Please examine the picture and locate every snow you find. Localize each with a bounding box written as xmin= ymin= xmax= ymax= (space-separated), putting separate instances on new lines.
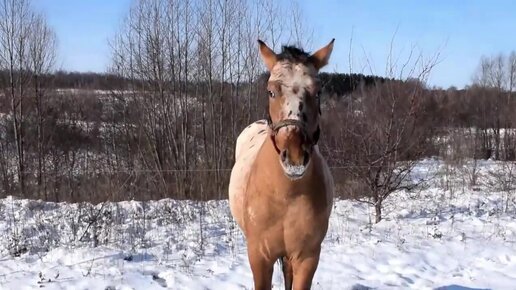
xmin=1 ymin=159 xmax=516 ymax=289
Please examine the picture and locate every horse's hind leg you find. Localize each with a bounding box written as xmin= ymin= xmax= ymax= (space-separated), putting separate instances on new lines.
xmin=248 ymin=248 xmax=274 ymax=290
xmin=280 ymin=256 xmax=293 ymax=290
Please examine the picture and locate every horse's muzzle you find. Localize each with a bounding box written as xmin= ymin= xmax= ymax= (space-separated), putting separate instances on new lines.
xmin=279 ymin=148 xmax=311 ymax=180
xmin=269 ymin=119 xmax=313 ymax=179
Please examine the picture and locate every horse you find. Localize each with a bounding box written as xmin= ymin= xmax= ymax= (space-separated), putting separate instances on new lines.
xmin=228 ymin=39 xmax=335 ymax=290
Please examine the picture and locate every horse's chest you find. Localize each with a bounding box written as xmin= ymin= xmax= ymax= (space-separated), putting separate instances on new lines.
xmin=283 ymin=199 xmax=329 ymax=242
xmin=246 ymin=195 xmax=329 ymax=248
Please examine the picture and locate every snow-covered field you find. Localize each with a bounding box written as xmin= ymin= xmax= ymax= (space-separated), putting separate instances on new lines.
xmin=1 ymin=159 xmax=516 ymax=289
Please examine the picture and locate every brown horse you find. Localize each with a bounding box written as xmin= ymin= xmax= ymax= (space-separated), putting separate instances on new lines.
xmin=228 ymin=39 xmax=335 ymax=290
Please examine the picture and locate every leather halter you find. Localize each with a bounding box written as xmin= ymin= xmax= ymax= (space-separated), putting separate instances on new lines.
xmin=266 ymin=92 xmax=322 ymax=154
xmin=267 ymin=118 xmax=320 ymax=154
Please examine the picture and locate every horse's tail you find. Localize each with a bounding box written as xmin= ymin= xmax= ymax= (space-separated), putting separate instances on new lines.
xmin=279 ymin=256 xmax=293 ymax=290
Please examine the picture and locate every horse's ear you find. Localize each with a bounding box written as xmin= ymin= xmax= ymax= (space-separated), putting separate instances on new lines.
xmin=309 ymin=38 xmax=335 ymax=70
xmin=258 ymin=39 xmax=277 ymax=71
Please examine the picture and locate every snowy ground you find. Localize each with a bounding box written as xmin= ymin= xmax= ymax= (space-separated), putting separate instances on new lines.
xmin=1 ymin=159 xmax=516 ymax=289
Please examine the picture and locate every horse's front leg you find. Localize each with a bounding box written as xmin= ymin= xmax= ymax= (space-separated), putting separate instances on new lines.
xmin=248 ymin=246 xmax=274 ymax=290
xmin=291 ymin=248 xmax=321 ymax=290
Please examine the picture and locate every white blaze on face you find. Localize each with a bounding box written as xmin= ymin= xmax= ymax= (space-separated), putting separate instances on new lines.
xmin=269 ymin=61 xmax=318 ymax=179
xmin=270 ymin=61 xmax=316 ymax=121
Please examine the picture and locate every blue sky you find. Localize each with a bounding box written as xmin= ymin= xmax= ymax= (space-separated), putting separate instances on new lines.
xmin=300 ymin=0 xmax=516 ymax=89
xmin=33 ymin=0 xmax=131 ymax=74
xmin=34 ymin=0 xmax=516 ymax=89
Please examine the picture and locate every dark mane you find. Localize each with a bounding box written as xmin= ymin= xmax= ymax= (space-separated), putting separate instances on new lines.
xmin=277 ymin=45 xmax=310 ymax=63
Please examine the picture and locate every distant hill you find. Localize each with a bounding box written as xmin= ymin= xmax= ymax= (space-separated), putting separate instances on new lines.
xmin=0 ymin=70 xmax=395 ymax=97
xmin=0 ymin=70 xmax=130 ymax=90
xmin=319 ymin=72 xmax=390 ymax=98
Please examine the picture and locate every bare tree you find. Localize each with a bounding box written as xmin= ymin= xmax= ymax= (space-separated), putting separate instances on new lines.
xmin=0 ymin=0 xmax=59 ymax=199
xmin=509 ymin=52 xmax=516 ymax=95
xmin=473 ymin=53 xmax=516 ymax=161
xmin=27 ymin=14 xmax=57 ymax=199
xmin=0 ymin=0 xmax=34 ymax=196
xmin=108 ymin=0 xmax=312 ymax=200
xmin=287 ymin=0 xmax=313 ymax=49
xmin=486 ymin=161 xmax=516 ymax=213
xmin=322 ymin=42 xmax=440 ymax=223
xmin=326 ymin=81 xmax=435 ymax=223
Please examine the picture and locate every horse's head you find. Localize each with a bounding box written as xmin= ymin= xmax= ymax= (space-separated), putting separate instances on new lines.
xmin=258 ymin=39 xmax=334 ymax=180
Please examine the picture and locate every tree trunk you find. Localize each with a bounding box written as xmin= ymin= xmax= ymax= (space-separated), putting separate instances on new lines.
xmin=374 ymin=201 xmax=382 ymax=223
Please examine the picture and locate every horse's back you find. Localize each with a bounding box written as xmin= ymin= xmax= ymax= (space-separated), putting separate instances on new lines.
xmin=229 ymin=120 xmax=268 ymax=229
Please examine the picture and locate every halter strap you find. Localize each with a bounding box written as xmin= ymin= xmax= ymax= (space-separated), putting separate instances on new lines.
xmin=270 ymin=119 xmax=306 ymax=134
xmin=268 ymin=118 xmax=317 ymax=154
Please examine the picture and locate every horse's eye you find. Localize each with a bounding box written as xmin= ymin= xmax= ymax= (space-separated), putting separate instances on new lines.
xmin=268 ymin=90 xmax=276 ymax=98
